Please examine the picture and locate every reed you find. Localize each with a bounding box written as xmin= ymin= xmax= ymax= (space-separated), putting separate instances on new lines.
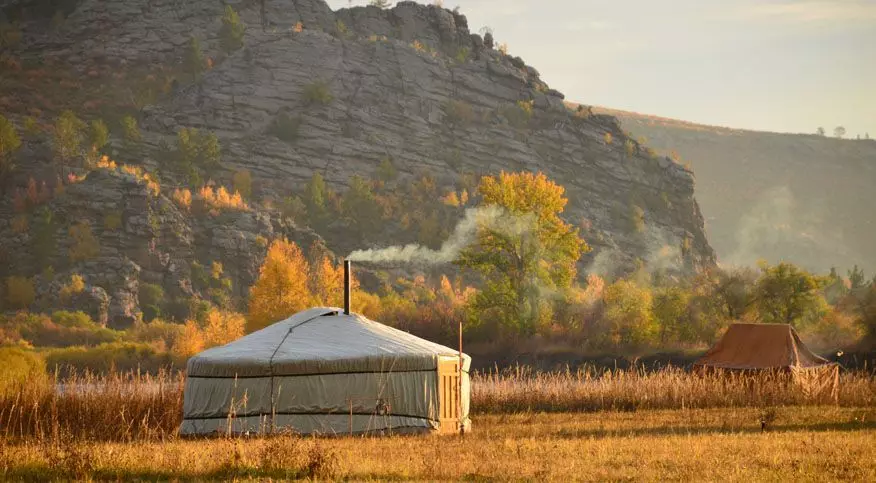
xmin=0 ymin=366 xmax=872 ymax=443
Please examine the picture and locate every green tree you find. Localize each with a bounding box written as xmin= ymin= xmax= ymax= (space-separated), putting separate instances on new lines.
xmin=602 ymin=280 xmax=657 ymax=350
xmin=342 ymin=175 xmax=382 ymax=237
xmin=219 ymin=5 xmax=245 ymax=53
xmin=0 ymin=113 xmax=21 ymax=177
xmin=369 ymin=0 xmax=392 ymax=8
xmin=53 ymin=110 xmax=85 ymax=164
xmin=652 ymin=285 xmax=691 ymax=344
xmin=848 ymin=265 xmax=866 ymax=289
xmin=184 ymin=36 xmax=205 ymax=81
xmin=712 ymin=267 xmax=757 ymax=320
xmin=457 ymin=171 xmax=588 ymax=336
xmin=88 ymin=119 xmax=109 ymax=151
xmin=176 ymin=127 xmax=221 ymax=184
xmin=753 ymin=262 xmax=827 ymax=327
xmin=304 ymin=172 xmax=329 ymax=226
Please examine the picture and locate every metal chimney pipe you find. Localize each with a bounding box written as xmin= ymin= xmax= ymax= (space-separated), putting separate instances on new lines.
xmin=343 ymin=260 xmax=352 ymax=315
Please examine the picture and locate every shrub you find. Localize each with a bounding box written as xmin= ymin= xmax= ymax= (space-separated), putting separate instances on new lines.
xmin=500 ymin=101 xmax=532 ymax=129
xmin=269 ymin=111 xmax=301 ymax=142
xmin=176 ymin=127 xmax=221 ymax=173
xmin=68 ymin=221 xmax=99 ymax=262
xmin=103 ymin=211 xmax=122 ymax=230
xmin=624 ymin=139 xmax=636 ymax=157
xmin=0 ymin=347 xmax=45 ymax=394
xmin=455 ymin=46 xmax=470 ymax=63
xmin=5 ymin=276 xmax=35 ymax=309
xmin=202 ymin=309 xmax=245 ymax=347
xmin=121 ymin=116 xmax=141 ymax=146
xmin=172 ymin=188 xmax=192 ymax=211
xmin=219 ymin=5 xmax=246 ymax=53
xmin=444 ymin=100 xmax=475 ymax=127
xmin=184 ymin=36 xmax=205 ymax=80
xmin=196 ymin=185 xmax=248 ymax=212
xmin=630 ymin=204 xmax=645 ymax=233
xmin=11 ymin=215 xmax=28 ymax=233
xmin=127 ymin=319 xmax=183 ymax=352
xmin=0 ymin=113 xmax=21 ymax=174
xmin=23 ymin=116 xmax=40 ymax=137
xmin=232 ymin=169 xmax=252 ymax=199
xmin=376 ymin=157 xmax=397 ymax=182
xmin=45 ymin=342 xmax=180 ymax=375
xmin=139 ymin=283 xmax=165 ymax=322
xmin=59 ymin=274 xmax=86 ymax=303
xmin=604 ymin=132 xmax=613 ymax=145
xmin=303 ymin=81 xmax=333 ymax=105
xmin=3 ymin=311 xmax=120 ymax=348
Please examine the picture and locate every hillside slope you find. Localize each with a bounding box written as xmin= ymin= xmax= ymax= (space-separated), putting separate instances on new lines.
xmin=594 ymin=107 xmax=876 ymax=273
xmin=0 ymin=0 xmax=714 ymax=325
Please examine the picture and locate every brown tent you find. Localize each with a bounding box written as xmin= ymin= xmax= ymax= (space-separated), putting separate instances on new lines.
xmin=694 ymin=323 xmax=839 ymax=400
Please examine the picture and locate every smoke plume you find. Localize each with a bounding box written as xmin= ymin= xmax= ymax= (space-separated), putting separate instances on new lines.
xmin=347 ymin=206 xmax=517 ymax=265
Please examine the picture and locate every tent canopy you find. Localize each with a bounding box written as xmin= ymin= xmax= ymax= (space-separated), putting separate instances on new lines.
xmin=187 ymin=307 xmax=471 ymax=378
xmin=694 ymin=323 xmax=831 ymax=370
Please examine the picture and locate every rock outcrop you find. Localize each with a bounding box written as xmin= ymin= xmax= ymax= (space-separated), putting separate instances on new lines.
xmin=0 ymin=0 xmax=715 ymax=322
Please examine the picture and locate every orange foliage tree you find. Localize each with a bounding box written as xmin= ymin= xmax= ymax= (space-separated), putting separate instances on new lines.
xmin=247 ymin=239 xmax=311 ymax=332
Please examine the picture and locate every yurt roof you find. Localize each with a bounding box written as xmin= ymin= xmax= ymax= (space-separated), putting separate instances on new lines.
xmin=693 ymin=323 xmax=831 ymax=370
xmin=187 ymin=307 xmax=471 ymax=378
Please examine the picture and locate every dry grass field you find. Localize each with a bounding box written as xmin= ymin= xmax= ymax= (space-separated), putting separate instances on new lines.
xmin=1 ymin=408 xmax=874 ymax=481
xmin=0 ymin=368 xmax=874 ymax=480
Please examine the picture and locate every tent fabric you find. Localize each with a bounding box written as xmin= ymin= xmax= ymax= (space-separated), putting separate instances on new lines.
xmin=693 ymin=323 xmax=831 ymax=370
xmin=180 ymin=307 xmax=471 ymax=436
xmin=694 ymin=323 xmax=839 ymax=401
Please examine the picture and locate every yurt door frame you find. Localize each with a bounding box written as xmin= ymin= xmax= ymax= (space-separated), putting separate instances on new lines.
xmin=437 ymin=356 xmax=462 ymax=434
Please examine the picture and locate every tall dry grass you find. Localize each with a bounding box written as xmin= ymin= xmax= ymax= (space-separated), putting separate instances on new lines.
xmin=0 ymin=370 xmax=182 ymax=442
xmin=473 ymin=365 xmax=876 ymax=413
xmin=0 ymin=366 xmax=872 ymax=443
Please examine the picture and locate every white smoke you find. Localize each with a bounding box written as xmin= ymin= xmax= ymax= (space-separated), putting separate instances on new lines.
xmin=347 ymin=206 xmax=525 ymax=265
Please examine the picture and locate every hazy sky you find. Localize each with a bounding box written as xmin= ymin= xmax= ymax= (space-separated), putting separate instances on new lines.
xmin=328 ymin=1 xmax=875 ymax=136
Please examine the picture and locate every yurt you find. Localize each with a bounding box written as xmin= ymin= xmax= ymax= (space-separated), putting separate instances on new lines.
xmin=694 ymin=323 xmax=839 ymax=399
xmin=180 ymin=263 xmax=471 ymax=436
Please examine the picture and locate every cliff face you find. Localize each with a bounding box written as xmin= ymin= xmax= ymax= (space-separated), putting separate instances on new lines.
xmin=0 ymin=0 xmax=715 ymax=326
xmin=596 ymin=107 xmax=876 ymax=274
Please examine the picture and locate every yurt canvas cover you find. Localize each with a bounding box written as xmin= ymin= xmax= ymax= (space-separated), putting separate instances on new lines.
xmin=180 ymin=307 xmax=471 ymax=436
xmin=694 ymin=323 xmax=839 ymax=399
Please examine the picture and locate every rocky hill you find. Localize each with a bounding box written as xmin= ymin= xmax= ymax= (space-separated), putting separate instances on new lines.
xmin=0 ymin=0 xmax=714 ymax=327
xmin=594 ymin=107 xmax=876 ymax=274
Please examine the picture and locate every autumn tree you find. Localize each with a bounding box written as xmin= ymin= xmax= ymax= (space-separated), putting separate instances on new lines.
xmin=307 ymin=245 xmax=348 ymax=307
xmin=247 ymin=239 xmax=311 ymax=332
xmin=456 ymin=171 xmax=588 ymax=336
xmin=203 ymin=308 xmax=245 ymax=347
xmin=0 ymin=113 xmax=21 ymax=177
xmin=753 ymin=262 xmax=827 ymax=327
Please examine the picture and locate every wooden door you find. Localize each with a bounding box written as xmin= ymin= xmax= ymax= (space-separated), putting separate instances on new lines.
xmin=437 ymin=357 xmax=461 ymax=434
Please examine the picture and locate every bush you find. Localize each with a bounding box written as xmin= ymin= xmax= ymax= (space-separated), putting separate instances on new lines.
xmin=88 ymin=119 xmax=109 ymax=151
xmin=176 ymin=127 xmax=221 ymax=176
xmin=139 ymin=283 xmax=165 ymax=322
xmin=0 ymin=347 xmax=46 ymax=394
xmin=59 ymin=274 xmax=86 ymax=303
xmin=0 ymin=113 xmax=21 ymax=175
xmin=1 ymin=311 xmax=120 ymax=348
xmin=500 ymin=101 xmax=532 ymax=129
xmin=5 ymin=276 xmax=35 ymax=309
xmin=184 ymin=36 xmax=205 ymax=80
xmin=45 ymin=342 xmax=181 ymax=376
xmin=121 ymin=116 xmax=141 ymax=146
xmin=127 ymin=319 xmax=184 ymax=352
xmin=232 ymin=169 xmax=252 ymax=199
xmin=303 ymin=81 xmax=333 ymax=105
xmin=68 ymin=221 xmax=99 ymax=262
xmin=53 ymin=110 xmax=85 ymax=164
xmin=444 ymin=100 xmax=475 ymax=127
xmin=269 ymin=111 xmax=301 ymax=142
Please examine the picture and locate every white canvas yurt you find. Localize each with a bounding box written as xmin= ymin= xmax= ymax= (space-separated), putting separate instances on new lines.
xmin=180 ymin=264 xmax=471 ymax=436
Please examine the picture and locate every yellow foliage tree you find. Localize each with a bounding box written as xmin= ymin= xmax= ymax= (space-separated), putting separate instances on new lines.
xmin=173 ymin=320 xmax=205 ymax=358
xmin=203 ymin=308 xmax=245 ymax=347
xmin=247 ymin=239 xmax=311 ymax=332
xmin=308 ymin=255 xmax=346 ymax=307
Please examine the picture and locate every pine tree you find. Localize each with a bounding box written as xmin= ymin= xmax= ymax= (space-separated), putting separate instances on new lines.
xmin=219 ymin=5 xmax=246 ymax=53
xmin=184 ymin=36 xmax=205 ymax=81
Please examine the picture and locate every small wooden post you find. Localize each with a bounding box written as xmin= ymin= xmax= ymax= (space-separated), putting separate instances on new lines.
xmin=458 ymin=319 xmax=463 ymax=435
